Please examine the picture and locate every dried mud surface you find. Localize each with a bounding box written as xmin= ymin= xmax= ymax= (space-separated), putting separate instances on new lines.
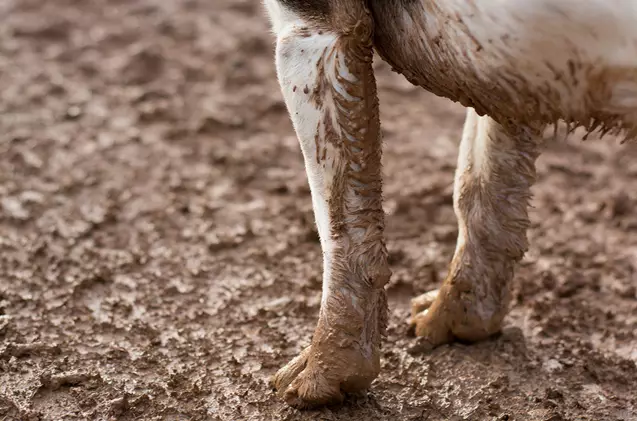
xmin=1 ymin=1 xmax=636 ymax=420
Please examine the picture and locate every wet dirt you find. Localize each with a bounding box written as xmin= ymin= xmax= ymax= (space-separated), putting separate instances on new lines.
xmin=0 ymin=0 xmax=636 ymax=420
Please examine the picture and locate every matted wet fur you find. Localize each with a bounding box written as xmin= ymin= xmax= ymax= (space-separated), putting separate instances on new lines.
xmin=263 ymin=0 xmax=637 ymax=409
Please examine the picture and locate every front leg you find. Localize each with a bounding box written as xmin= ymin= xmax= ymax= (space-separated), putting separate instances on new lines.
xmin=264 ymin=0 xmax=390 ymax=409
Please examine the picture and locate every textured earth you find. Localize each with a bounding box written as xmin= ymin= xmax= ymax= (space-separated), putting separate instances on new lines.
xmin=1 ymin=1 xmax=636 ymax=420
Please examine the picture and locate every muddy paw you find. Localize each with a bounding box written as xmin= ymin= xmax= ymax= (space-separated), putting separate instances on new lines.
xmin=270 ymin=343 xmax=379 ymax=409
xmin=407 ymin=288 xmax=454 ymax=346
xmin=410 ymin=288 xmax=440 ymax=317
xmin=408 ymin=285 xmax=504 ymax=347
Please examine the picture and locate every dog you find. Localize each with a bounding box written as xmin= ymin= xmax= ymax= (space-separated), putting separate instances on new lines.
xmin=263 ymin=0 xmax=637 ymax=408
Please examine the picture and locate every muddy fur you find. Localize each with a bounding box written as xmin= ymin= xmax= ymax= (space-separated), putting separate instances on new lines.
xmin=264 ymin=0 xmax=637 ymax=409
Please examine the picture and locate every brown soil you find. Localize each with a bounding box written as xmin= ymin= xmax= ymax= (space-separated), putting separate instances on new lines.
xmin=1 ymin=1 xmax=636 ymax=420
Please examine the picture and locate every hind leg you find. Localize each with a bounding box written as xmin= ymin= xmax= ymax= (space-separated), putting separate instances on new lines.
xmin=264 ymin=0 xmax=389 ymax=408
xmin=410 ymin=109 xmax=543 ymax=346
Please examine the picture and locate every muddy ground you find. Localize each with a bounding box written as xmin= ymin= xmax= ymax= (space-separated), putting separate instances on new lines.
xmin=0 ymin=1 xmax=636 ymax=420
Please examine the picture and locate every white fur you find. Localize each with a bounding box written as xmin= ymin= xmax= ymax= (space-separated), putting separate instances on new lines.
xmin=262 ymin=0 xmax=297 ymax=35
xmin=264 ymin=1 xmax=339 ymax=307
xmin=264 ymin=0 xmax=375 ymax=311
xmin=409 ymin=0 xmax=637 ymax=120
